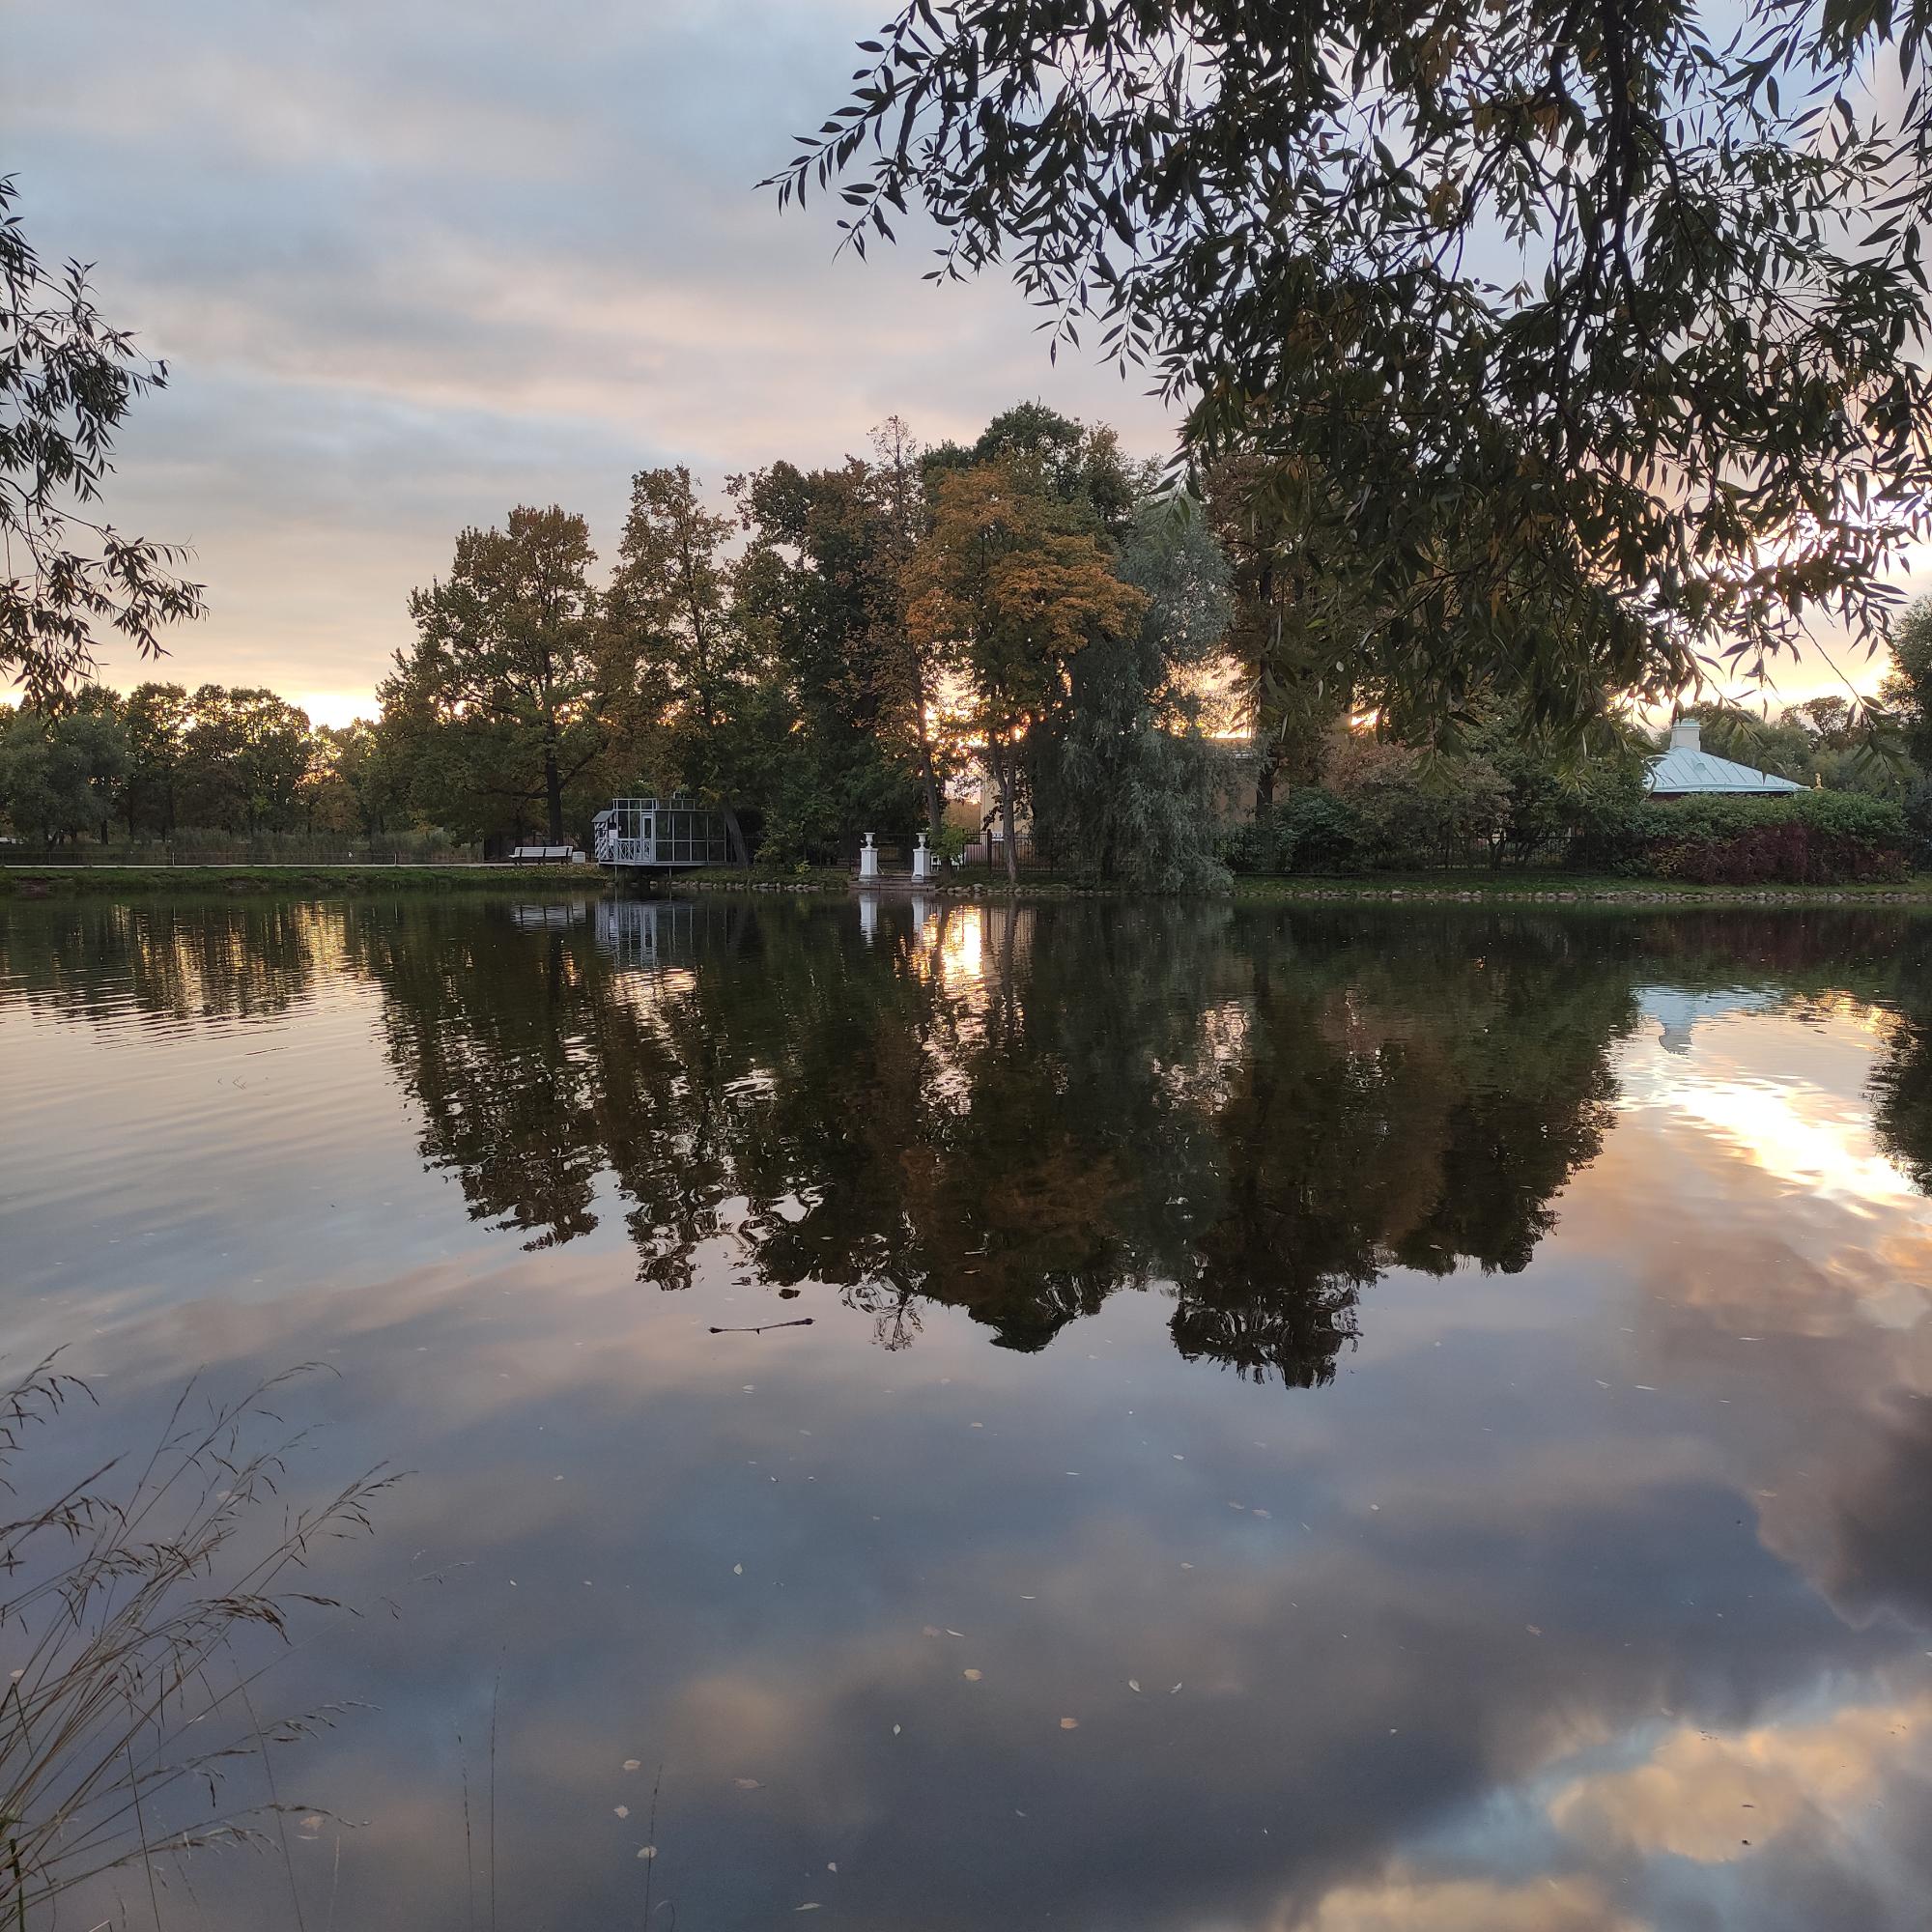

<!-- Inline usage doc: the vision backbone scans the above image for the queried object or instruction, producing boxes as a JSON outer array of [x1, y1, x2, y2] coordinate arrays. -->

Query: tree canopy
[[771, 0, 1932, 734], [382, 506, 605, 842], [906, 455, 1148, 877]]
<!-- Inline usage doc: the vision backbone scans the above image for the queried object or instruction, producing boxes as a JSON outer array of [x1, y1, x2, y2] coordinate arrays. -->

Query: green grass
[[11, 860, 1932, 904], [1227, 868, 1932, 902], [0, 863, 610, 896]]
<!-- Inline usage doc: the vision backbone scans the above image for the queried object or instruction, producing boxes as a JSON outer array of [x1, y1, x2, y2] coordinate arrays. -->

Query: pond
[[2, 891, 1930, 1930]]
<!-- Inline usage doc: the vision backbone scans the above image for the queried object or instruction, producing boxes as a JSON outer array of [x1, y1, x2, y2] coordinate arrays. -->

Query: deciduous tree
[[1, 177, 203, 706], [774, 0, 1932, 730], [607, 468, 757, 859], [0, 701, 127, 843], [1031, 494, 1233, 888], [384, 507, 603, 842], [906, 460, 1147, 880]]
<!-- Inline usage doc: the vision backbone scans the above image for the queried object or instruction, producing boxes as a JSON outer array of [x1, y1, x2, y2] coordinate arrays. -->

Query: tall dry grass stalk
[[0, 1356, 394, 1928]]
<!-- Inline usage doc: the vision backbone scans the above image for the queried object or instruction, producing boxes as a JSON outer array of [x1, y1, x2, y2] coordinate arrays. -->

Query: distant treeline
[[0, 684, 408, 849], [1230, 690, 1932, 884], [11, 402, 1932, 885]]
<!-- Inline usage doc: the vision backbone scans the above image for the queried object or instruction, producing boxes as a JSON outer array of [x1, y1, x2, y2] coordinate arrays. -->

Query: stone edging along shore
[[9, 865, 1932, 907], [812, 877, 1932, 905]]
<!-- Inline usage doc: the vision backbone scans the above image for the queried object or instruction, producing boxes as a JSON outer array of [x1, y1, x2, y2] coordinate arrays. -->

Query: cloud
[[1281, 1871, 1642, 1932], [3, 0, 1177, 706], [1548, 1692, 1932, 1865]]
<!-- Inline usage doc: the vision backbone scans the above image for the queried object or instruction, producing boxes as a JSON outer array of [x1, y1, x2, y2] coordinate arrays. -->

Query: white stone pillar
[[911, 832, 930, 881], [859, 833, 879, 880]]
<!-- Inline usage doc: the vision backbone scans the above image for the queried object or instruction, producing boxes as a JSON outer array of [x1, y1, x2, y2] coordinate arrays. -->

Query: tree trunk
[[724, 805, 750, 867], [920, 753, 943, 841], [1254, 735, 1278, 817], [996, 745, 1019, 886], [914, 679, 944, 838], [543, 743, 564, 842]]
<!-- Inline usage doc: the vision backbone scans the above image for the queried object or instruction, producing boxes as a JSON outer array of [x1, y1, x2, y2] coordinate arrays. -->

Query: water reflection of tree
[[1867, 923, 1932, 1192], [20, 890, 1932, 1378], [0, 897, 329, 1028], [349, 896, 1640, 1385], [1171, 915, 1632, 1383]]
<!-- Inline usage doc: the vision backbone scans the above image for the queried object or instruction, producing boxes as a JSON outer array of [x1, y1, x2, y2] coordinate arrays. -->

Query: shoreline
[[7, 863, 1932, 908], [0, 863, 611, 896]]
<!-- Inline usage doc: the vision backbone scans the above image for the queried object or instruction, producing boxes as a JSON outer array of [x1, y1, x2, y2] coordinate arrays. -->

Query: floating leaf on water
[[827, 1862, 838, 1873], [623, 1759, 641, 1772], [795, 1905, 822, 1913], [922, 1625, 942, 1637], [734, 1777, 762, 1790], [637, 1846, 657, 1861], [892, 1723, 901, 1735], [945, 1629, 964, 1637], [1059, 1717, 1079, 1730], [1526, 1625, 1543, 1636], [1127, 1680, 1142, 1693], [733, 1563, 744, 1576], [614, 1805, 630, 1819], [1170, 1683, 1182, 1694]]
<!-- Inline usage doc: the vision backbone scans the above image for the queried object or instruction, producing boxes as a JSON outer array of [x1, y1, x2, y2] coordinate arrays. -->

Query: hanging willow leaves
[[1, 176, 204, 708], [768, 0, 1932, 733]]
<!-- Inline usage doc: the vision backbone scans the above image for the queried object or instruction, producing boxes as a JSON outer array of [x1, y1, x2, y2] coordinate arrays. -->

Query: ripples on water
[[3, 892, 1931, 1930]]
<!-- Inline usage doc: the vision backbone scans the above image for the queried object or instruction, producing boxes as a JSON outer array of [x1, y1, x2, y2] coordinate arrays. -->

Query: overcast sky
[[6, 0, 1897, 724], [6, 0, 1178, 724]]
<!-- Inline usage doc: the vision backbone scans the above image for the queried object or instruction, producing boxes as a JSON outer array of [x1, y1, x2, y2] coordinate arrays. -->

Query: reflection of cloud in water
[[1280, 1870, 1638, 1932], [1632, 1075, 1919, 1218], [1548, 1690, 1932, 1864], [14, 899, 1932, 1928], [1605, 995, 1932, 1333]]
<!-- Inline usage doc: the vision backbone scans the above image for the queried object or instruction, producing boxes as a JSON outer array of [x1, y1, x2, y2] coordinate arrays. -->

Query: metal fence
[[957, 833, 1050, 872]]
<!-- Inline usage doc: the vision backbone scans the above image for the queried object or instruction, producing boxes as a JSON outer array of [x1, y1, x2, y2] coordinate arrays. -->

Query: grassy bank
[[859, 867, 1932, 903], [1227, 869, 1932, 904], [11, 861, 1932, 906], [0, 862, 610, 896]]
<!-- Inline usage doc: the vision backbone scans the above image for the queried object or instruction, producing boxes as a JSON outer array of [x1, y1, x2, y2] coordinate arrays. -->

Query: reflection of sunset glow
[[1282, 1870, 1639, 1932], [1548, 1691, 1932, 1864], [941, 905, 983, 983], [908, 903, 988, 990], [1636, 1077, 1920, 1215], [606, 964, 697, 1018]]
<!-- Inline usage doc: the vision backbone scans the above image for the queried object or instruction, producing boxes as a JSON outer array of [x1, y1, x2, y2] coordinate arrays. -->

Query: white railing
[[598, 835, 655, 865]]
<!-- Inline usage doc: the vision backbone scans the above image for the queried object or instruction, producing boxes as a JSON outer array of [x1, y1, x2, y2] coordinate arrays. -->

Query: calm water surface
[[3, 892, 1931, 1930]]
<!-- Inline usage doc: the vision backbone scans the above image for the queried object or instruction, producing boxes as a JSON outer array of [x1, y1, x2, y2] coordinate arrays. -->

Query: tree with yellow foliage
[[905, 461, 1145, 882]]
